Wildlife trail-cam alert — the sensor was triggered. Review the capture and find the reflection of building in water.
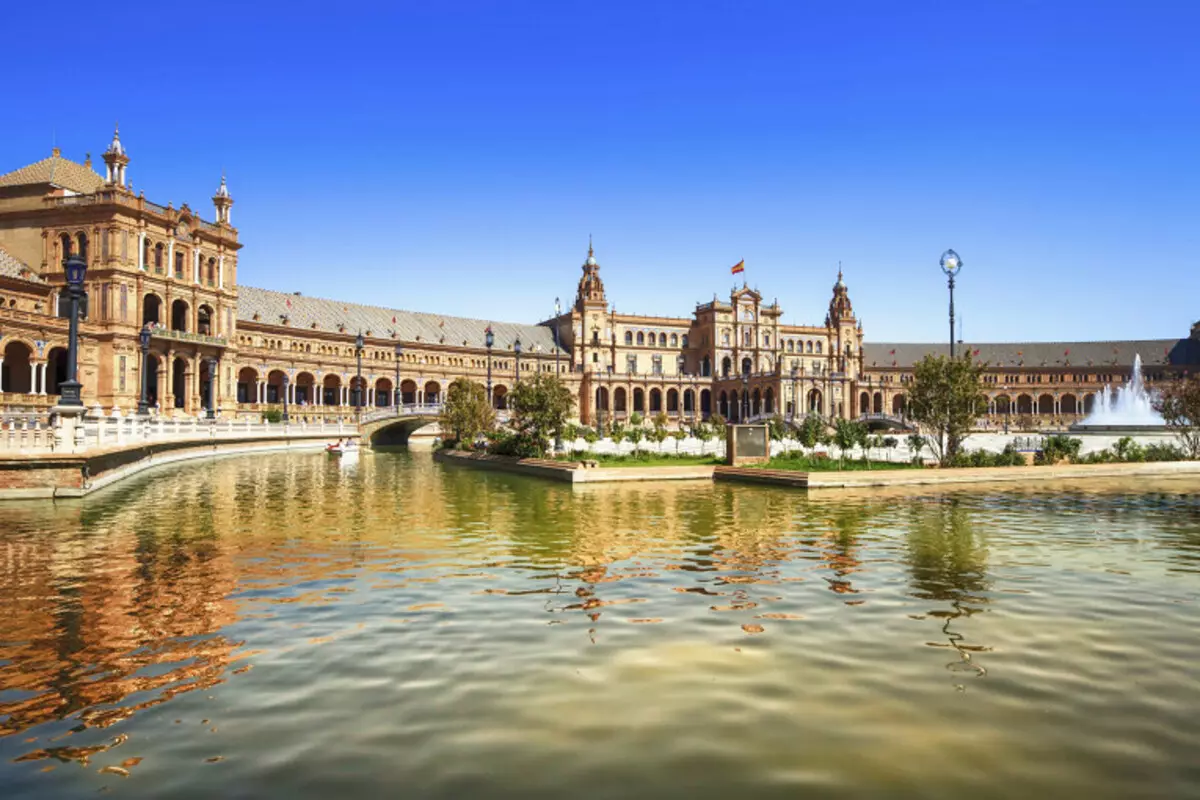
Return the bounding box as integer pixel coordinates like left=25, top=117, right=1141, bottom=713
left=0, top=496, right=241, bottom=740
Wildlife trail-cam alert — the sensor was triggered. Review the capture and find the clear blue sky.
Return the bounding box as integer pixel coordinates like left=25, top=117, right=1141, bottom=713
left=5, top=1, right=1197, bottom=342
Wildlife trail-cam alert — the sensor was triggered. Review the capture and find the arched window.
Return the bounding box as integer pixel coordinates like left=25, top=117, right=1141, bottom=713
left=815, top=341, right=822, bottom=354
left=625, top=331, right=633, bottom=345
left=154, top=243, right=164, bottom=273
left=743, top=330, right=752, bottom=347
left=787, top=340, right=794, bottom=353
left=206, top=258, right=216, bottom=286
left=76, top=233, right=88, bottom=261
left=670, top=333, right=678, bottom=347
left=59, top=233, right=72, bottom=259
left=637, top=332, right=645, bottom=346
left=741, top=357, right=752, bottom=375
left=806, top=340, right=813, bottom=353
left=681, top=334, right=688, bottom=348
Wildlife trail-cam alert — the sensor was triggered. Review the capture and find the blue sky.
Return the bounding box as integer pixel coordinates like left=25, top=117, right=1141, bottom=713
left=4, top=1, right=1197, bottom=342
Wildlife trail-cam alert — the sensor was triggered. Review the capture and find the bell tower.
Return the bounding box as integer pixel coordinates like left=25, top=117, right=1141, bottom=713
left=573, top=237, right=610, bottom=372
left=826, top=265, right=862, bottom=380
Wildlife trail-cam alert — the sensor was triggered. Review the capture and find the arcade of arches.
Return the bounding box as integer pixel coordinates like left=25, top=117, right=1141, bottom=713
left=1, top=128, right=1197, bottom=427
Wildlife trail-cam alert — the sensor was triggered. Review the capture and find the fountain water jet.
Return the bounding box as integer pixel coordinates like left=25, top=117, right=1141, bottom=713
left=1072, top=354, right=1167, bottom=430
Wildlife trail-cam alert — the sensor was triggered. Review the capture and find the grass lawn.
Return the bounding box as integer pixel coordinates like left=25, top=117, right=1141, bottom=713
left=757, top=453, right=922, bottom=472
left=555, top=453, right=721, bottom=468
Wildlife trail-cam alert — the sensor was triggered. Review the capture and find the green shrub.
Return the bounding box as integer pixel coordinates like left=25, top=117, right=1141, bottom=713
left=1038, top=435, right=1083, bottom=465
left=581, top=427, right=599, bottom=444
left=262, top=409, right=283, bottom=423
left=1113, top=436, right=1145, bottom=463
left=1144, top=442, right=1185, bottom=462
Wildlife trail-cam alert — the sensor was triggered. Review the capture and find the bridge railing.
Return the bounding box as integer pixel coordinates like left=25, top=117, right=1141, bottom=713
left=0, top=410, right=349, bottom=456
left=360, top=403, right=445, bottom=423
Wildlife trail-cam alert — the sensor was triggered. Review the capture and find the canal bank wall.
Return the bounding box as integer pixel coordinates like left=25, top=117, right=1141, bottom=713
left=432, top=450, right=716, bottom=483
left=0, top=432, right=358, bottom=500
left=436, top=449, right=1200, bottom=490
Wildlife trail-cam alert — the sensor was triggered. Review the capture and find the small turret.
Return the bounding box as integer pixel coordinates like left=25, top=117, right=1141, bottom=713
left=574, top=235, right=606, bottom=311
left=212, top=174, right=234, bottom=225
left=102, top=124, right=130, bottom=187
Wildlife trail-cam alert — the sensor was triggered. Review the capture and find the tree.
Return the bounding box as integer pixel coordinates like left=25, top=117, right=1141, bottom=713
left=1154, top=375, right=1200, bottom=459
left=507, top=372, right=574, bottom=456
left=907, top=432, right=926, bottom=464
left=882, top=436, right=898, bottom=462
left=438, top=377, right=495, bottom=446
left=767, top=415, right=787, bottom=442
left=651, top=412, right=670, bottom=444
left=832, top=418, right=865, bottom=467
left=798, top=414, right=824, bottom=449
left=709, top=411, right=727, bottom=429
left=906, top=353, right=988, bottom=465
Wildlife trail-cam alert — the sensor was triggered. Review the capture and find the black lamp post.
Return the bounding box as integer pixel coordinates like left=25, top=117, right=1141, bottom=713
left=207, top=357, right=219, bottom=420
left=394, top=343, right=403, bottom=407
left=514, top=336, right=522, bottom=384
left=940, top=249, right=963, bottom=358
left=742, top=373, right=749, bottom=421
left=791, top=363, right=800, bottom=420
left=485, top=326, right=494, bottom=407
left=138, top=325, right=152, bottom=415
left=553, top=297, right=561, bottom=376
left=354, top=331, right=365, bottom=408
left=281, top=372, right=290, bottom=423
left=58, top=254, right=87, bottom=407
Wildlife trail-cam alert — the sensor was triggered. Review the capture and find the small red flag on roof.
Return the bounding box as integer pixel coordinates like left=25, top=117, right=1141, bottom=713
left=285, top=298, right=292, bottom=309
left=889, top=349, right=895, bottom=355
left=392, top=315, right=397, bottom=323
left=1064, top=348, right=1069, bottom=356
left=731, top=259, right=745, bottom=275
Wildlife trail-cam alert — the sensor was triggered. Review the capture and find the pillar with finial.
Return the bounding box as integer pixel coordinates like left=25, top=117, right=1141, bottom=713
left=213, top=173, right=234, bottom=226
left=102, top=124, right=129, bottom=187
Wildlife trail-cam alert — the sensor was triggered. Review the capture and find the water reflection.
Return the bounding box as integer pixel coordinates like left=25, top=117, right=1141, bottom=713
left=0, top=453, right=1199, bottom=799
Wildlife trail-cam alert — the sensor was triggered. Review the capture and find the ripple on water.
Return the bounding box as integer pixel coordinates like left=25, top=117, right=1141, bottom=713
left=0, top=453, right=1199, bottom=799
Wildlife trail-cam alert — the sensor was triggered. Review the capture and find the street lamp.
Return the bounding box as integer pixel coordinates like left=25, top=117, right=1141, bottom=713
left=394, top=343, right=403, bottom=407
left=791, top=363, right=800, bottom=420
left=281, top=372, right=290, bottom=423
left=354, top=331, right=365, bottom=409
left=553, top=297, right=561, bottom=377
left=485, top=326, right=494, bottom=407
left=207, top=357, right=219, bottom=420
left=742, top=373, right=749, bottom=422
left=940, top=249, right=963, bottom=358
left=58, top=254, right=87, bottom=407
left=514, top=336, right=522, bottom=384
left=138, top=325, right=152, bottom=415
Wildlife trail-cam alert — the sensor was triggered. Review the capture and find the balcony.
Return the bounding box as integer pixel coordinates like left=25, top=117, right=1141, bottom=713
left=150, top=327, right=228, bottom=347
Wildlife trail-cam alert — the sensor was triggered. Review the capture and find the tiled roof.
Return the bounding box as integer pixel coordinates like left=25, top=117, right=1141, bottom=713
left=864, top=338, right=1200, bottom=369
left=237, top=286, right=561, bottom=354
left=0, top=153, right=105, bottom=194
left=0, top=247, right=45, bottom=284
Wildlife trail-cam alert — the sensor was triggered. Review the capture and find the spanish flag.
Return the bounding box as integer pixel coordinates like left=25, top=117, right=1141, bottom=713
left=731, top=259, right=745, bottom=275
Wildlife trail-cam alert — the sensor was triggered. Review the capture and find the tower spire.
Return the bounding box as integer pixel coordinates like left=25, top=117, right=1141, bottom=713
left=212, top=172, right=234, bottom=225
left=102, top=122, right=130, bottom=187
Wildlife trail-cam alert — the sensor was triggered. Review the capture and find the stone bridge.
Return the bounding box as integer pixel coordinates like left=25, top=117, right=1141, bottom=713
left=359, top=404, right=445, bottom=446
left=856, top=412, right=915, bottom=431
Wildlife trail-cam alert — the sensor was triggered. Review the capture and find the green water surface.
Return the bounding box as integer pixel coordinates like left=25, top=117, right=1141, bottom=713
left=1, top=451, right=1198, bottom=799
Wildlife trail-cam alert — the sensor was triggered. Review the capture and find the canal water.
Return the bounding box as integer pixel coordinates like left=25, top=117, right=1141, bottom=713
left=1, top=451, right=1199, bottom=799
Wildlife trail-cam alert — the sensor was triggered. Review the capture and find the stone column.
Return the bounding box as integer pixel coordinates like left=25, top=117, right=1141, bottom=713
left=0, top=357, right=4, bottom=392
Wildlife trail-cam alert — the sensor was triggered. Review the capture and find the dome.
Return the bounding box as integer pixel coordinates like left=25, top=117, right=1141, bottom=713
left=215, top=174, right=230, bottom=198
left=106, top=125, right=125, bottom=156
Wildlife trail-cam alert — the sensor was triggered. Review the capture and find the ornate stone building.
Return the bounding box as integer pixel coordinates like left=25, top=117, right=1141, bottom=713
left=1, top=128, right=1197, bottom=431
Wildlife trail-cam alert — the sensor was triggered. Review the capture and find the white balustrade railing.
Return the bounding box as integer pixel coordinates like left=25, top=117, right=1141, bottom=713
left=0, top=410, right=352, bottom=455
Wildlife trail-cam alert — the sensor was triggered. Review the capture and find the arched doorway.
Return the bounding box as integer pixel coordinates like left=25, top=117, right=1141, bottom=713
left=633, top=388, right=645, bottom=413
left=721, top=357, right=731, bottom=378
left=667, top=388, right=679, bottom=413
left=649, top=388, right=662, bottom=413
left=808, top=389, right=823, bottom=414
left=145, top=354, right=161, bottom=408
left=595, top=386, right=609, bottom=412
left=699, top=389, right=711, bottom=417
left=267, top=370, right=286, bottom=404
left=1, top=341, right=33, bottom=394
left=172, top=357, right=188, bottom=409
left=680, top=388, right=692, bottom=414
left=401, top=379, right=418, bottom=406
left=324, top=374, right=342, bottom=406
left=1017, top=394, right=1033, bottom=415
left=375, top=377, right=393, bottom=407
left=143, top=294, right=162, bottom=327
left=993, top=394, right=1010, bottom=415
left=492, top=384, right=508, bottom=410
left=295, top=372, right=315, bottom=405
left=752, top=388, right=761, bottom=417
left=873, top=392, right=883, bottom=414
left=614, top=387, right=627, bottom=413
left=237, top=367, right=257, bottom=404
left=893, top=394, right=907, bottom=415
left=859, top=391, right=870, bottom=416
left=171, top=299, right=189, bottom=332
left=1061, top=394, right=1078, bottom=415
left=424, top=380, right=441, bottom=405
left=1083, top=394, right=1096, bottom=414
left=197, top=304, right=215, bottom=336
left=764, top=387, right=774, bottom=414
left=1038, top=393, right=1054, bottom=415
left=47, top=347, right=68, bottom=396
left=718, top=390, right=728, bottom=418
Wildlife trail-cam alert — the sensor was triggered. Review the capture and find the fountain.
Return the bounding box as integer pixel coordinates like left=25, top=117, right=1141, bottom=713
left=1071, top=354, right=1167, bottom=431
